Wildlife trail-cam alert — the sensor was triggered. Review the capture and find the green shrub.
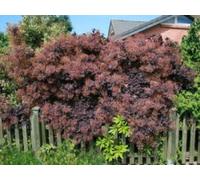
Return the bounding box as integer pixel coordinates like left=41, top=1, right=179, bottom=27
left=176, top=76, right=200, bottom=123
left=96, top=115, right=131, bottom=163
left=0, top=143, right=40, bottom=165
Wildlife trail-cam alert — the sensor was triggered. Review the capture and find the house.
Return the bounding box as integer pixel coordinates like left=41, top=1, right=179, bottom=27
left=108, top=15, right=200, bottom=43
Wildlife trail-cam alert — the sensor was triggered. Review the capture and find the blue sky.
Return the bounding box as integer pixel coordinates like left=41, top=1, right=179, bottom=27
left=0, top=15, right=158, bottom=36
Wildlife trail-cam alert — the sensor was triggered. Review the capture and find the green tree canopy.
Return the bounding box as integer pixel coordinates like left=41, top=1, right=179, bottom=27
left=181, top=19, right=200, bottom=71
left=19, top=15, right=72, bottom=49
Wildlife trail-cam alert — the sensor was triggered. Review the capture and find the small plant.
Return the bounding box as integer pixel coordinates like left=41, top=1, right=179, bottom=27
left=96, top=115, right=131, bottom=163
left=37, top=140, right=77, bottom=165
left=37, top=141, right=77, bottom=165
left=37, top=140, right=107, bottom=165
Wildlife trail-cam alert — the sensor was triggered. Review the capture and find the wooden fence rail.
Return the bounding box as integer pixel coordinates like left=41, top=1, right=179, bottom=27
left=0, top=107, right=199, bottom=165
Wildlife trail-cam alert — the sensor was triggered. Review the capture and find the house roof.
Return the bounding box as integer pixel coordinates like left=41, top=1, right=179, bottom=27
left=109, top=15, right=199, bottom=41
left=108, top=20, right=145, bottom=37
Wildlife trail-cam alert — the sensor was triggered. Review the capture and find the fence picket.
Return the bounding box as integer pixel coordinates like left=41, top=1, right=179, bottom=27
left=129, top=144, right=135, bottom=164
left=189, top=119, right=196, bottom=164
left=138, top=152, right=143, bottom=165
left=15, top=123, right=20, bottom=150
left=0, top=118, right=3, bottom=145
left=89, top=141, right=94, bottom=152
left=163, top=136, right=168, bottom=161
left=6, top=127, right=11, bottom=145
left=41, top=121, right=46, bottom=145
left=48, top=126, right=54, bottom=145
left=171, top=109, right=177, bottom=163
left=167, top=130, right=172, bottom=163
left=22, top=123, right=28, bottom=151
left=153, top=147, right=159, bottom=165
left=81, top=141, right=86, bottom=152
left=122, top=135, right=127, bottom=164
left=182, top=117, right=187, bottom=164
left=56, top=130, right=62, bottom=146
left=146, top=156, right=151, bottom=165
left=175, top=114, right=180, bottom=150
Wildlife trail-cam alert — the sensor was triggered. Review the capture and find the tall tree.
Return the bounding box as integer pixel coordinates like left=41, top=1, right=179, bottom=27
left=19, top=15, right=72, bottom=49
left=181, top=19, right=200, bottom=71
left=176, top=19, right=200, bottom=123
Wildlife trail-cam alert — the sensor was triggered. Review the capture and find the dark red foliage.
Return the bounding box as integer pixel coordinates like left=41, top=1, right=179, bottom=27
left=0, top=95, right=29, bottom=127
left=5, top=30, right=194, bottom=148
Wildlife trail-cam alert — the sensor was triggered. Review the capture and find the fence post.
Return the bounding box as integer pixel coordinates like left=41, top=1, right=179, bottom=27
left=167, top=108, right=176, bottom=165
left=30, top=106, right=40, bottom=151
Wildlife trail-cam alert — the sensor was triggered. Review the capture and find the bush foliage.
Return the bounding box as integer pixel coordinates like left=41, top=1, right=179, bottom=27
left=2, top=28, right=194, bottom=149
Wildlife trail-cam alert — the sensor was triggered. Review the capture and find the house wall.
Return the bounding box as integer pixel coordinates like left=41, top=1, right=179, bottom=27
left=141, top=24, right=190, bottom=44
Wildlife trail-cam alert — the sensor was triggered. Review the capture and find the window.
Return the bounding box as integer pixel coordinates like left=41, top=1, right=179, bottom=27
left=163, top=16, right=193, bottom=25
left=177, top=16, right=193, bottom=24
left=164, top=17, right=175, bottom=24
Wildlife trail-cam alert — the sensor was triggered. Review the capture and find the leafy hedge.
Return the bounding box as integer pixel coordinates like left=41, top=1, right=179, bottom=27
left=1, top=27, right=194, bottom=149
